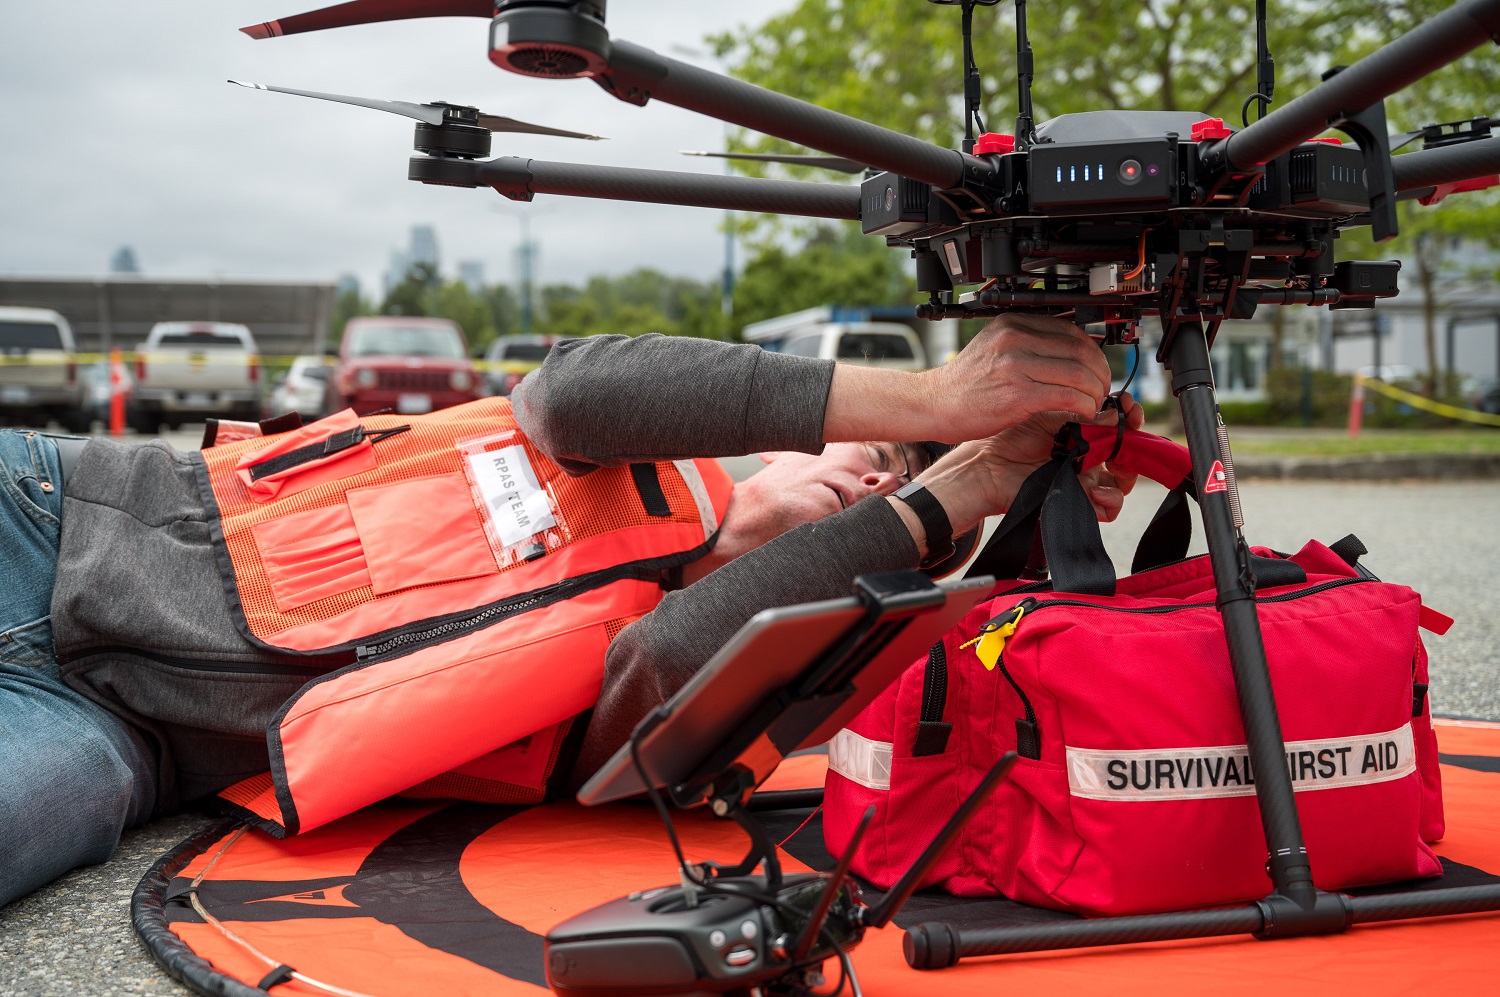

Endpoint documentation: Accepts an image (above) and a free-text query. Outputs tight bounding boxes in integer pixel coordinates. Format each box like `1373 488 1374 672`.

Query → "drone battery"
1027 138 1177 210
1249 143 1368 216
860 172 957 238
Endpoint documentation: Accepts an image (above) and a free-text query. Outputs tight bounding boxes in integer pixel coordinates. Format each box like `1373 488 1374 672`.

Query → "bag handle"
965 424 1306 594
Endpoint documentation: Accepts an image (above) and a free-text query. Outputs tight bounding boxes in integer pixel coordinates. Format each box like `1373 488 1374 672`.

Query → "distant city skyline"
0 2 801 298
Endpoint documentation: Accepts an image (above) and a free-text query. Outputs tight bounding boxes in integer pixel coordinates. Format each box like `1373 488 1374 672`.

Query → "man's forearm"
512 334 835 472
570 496 920 787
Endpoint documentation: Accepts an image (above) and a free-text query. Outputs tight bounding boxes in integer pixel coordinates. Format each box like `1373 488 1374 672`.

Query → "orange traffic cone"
109 347 126 437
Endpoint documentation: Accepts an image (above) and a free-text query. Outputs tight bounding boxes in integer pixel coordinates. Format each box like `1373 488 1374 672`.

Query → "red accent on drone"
1307 137 1344 145
974 132 1016 155
1189 118 1233 142
1203 460 1229 494
241 1 494 40
1419 175 1498 206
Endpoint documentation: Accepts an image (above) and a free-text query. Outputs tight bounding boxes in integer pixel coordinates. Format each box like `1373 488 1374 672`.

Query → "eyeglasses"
860 442 914 484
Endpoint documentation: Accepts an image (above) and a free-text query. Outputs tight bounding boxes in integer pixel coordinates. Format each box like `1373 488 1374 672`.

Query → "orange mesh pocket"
254 503 371 612
347 472 497 596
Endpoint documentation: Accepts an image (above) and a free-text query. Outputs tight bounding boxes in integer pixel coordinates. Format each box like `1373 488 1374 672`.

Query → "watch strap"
893 480 954 568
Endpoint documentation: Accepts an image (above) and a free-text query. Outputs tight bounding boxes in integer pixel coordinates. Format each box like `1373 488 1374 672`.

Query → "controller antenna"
932 1 998 154
1014 0 1038 149
1243 0 1277 125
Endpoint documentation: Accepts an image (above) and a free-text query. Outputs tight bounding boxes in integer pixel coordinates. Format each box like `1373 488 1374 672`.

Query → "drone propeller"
228 81 603 140
240 0 492 39
681 150 869 175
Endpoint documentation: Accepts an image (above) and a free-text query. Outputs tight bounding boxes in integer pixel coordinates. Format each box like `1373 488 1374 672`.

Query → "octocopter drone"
232 1 1500 994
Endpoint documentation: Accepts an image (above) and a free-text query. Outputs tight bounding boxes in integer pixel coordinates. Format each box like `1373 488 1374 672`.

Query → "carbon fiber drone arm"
599 40 984 191
411 156 861 219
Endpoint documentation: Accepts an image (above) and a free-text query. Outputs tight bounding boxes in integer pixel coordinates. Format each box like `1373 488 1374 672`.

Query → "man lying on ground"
0 314 1138 907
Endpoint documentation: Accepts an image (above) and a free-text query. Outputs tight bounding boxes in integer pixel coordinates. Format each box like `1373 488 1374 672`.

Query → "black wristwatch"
892 480 953 568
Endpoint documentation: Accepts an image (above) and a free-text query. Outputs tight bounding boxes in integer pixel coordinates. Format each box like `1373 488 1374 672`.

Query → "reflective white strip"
672 459 719 540
1066 724 1416 802
828 729 893 791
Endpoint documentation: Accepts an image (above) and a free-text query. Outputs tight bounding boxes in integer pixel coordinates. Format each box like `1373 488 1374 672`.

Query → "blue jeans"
0 430 155 908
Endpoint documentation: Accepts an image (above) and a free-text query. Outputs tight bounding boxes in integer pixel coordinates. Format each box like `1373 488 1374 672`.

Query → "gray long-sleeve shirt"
51 334 921 807
510 335 921 784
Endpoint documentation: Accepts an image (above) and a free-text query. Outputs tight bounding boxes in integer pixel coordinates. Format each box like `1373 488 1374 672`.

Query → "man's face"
744 441 926 532
684 441 932 582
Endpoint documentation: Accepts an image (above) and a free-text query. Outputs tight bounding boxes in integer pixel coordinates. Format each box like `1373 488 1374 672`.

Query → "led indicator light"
1098 164 1104 180
1084 164 1090 181
1070 166 1076 181
1147 163 1161 177
1056 166 1062 182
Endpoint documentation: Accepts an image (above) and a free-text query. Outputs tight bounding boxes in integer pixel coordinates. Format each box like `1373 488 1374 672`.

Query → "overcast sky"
0 1 805 297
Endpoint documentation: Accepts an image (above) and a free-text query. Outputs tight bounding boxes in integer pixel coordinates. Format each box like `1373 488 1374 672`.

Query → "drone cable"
1121 228 1150 280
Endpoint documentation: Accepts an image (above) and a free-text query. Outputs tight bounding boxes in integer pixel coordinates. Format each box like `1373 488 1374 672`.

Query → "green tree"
434 279 497 352
530 271 726 340
731 224 915 331
330 286 372 345
381 261 440 317
485 284 523 338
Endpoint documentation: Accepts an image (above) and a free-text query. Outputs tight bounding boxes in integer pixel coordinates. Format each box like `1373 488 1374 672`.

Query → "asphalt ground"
2 427 1498 995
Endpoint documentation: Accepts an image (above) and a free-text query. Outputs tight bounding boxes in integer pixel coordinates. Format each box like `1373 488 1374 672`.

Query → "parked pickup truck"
130 322 261 433
0 306 90 432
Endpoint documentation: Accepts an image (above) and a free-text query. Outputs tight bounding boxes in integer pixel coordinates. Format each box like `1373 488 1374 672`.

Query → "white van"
743 308 927 371
0 306 90 431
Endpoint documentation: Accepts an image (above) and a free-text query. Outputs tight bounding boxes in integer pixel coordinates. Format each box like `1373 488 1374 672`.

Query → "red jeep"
330 316 480 416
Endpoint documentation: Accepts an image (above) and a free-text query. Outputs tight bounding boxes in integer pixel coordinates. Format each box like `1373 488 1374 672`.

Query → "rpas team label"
464 443 558 548
1066 724 1415 802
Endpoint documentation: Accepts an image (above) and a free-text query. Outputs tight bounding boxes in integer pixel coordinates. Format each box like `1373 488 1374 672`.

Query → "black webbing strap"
247 425 410 482
628 462 672 517
256 965 296 990
1039 465 1116 596
962 452 1066 582
1131 477 1196 574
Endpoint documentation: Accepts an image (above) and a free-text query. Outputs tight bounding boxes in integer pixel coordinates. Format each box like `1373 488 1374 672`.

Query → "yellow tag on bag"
960 605 1027 671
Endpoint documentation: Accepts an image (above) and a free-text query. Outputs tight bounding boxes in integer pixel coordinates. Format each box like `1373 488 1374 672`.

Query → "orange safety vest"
194 398 733 837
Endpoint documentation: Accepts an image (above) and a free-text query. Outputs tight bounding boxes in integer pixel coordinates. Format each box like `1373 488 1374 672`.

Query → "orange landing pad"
135 720 1500 996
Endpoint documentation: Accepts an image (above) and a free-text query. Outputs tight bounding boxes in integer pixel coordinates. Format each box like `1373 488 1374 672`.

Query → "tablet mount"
544 571 1016 997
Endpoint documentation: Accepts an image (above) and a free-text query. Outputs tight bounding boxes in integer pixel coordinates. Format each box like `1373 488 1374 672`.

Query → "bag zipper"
62 645 339 676
961 575 1374 759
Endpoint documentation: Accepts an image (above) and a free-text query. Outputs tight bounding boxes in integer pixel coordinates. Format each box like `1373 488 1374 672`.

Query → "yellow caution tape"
0 352 538 373
1354 373 1500 427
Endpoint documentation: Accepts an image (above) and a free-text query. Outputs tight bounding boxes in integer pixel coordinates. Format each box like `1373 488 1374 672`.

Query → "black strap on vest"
256 965 297 990
247 425 410 482
629 462 672 517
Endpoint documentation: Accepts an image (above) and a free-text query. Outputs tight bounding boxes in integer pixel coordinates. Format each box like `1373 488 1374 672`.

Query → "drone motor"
489 0 610 79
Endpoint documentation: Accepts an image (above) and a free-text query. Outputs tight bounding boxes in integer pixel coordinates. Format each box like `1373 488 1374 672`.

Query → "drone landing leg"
904 324 1500 969
1164 325 1344 930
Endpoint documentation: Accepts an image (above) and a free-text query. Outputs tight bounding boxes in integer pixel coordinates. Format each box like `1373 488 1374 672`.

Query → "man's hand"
822 314 1112 446
894 394 1144 557
919 314 1114 442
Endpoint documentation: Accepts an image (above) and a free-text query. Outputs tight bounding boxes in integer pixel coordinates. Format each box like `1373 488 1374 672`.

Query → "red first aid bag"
824 427 1449 916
